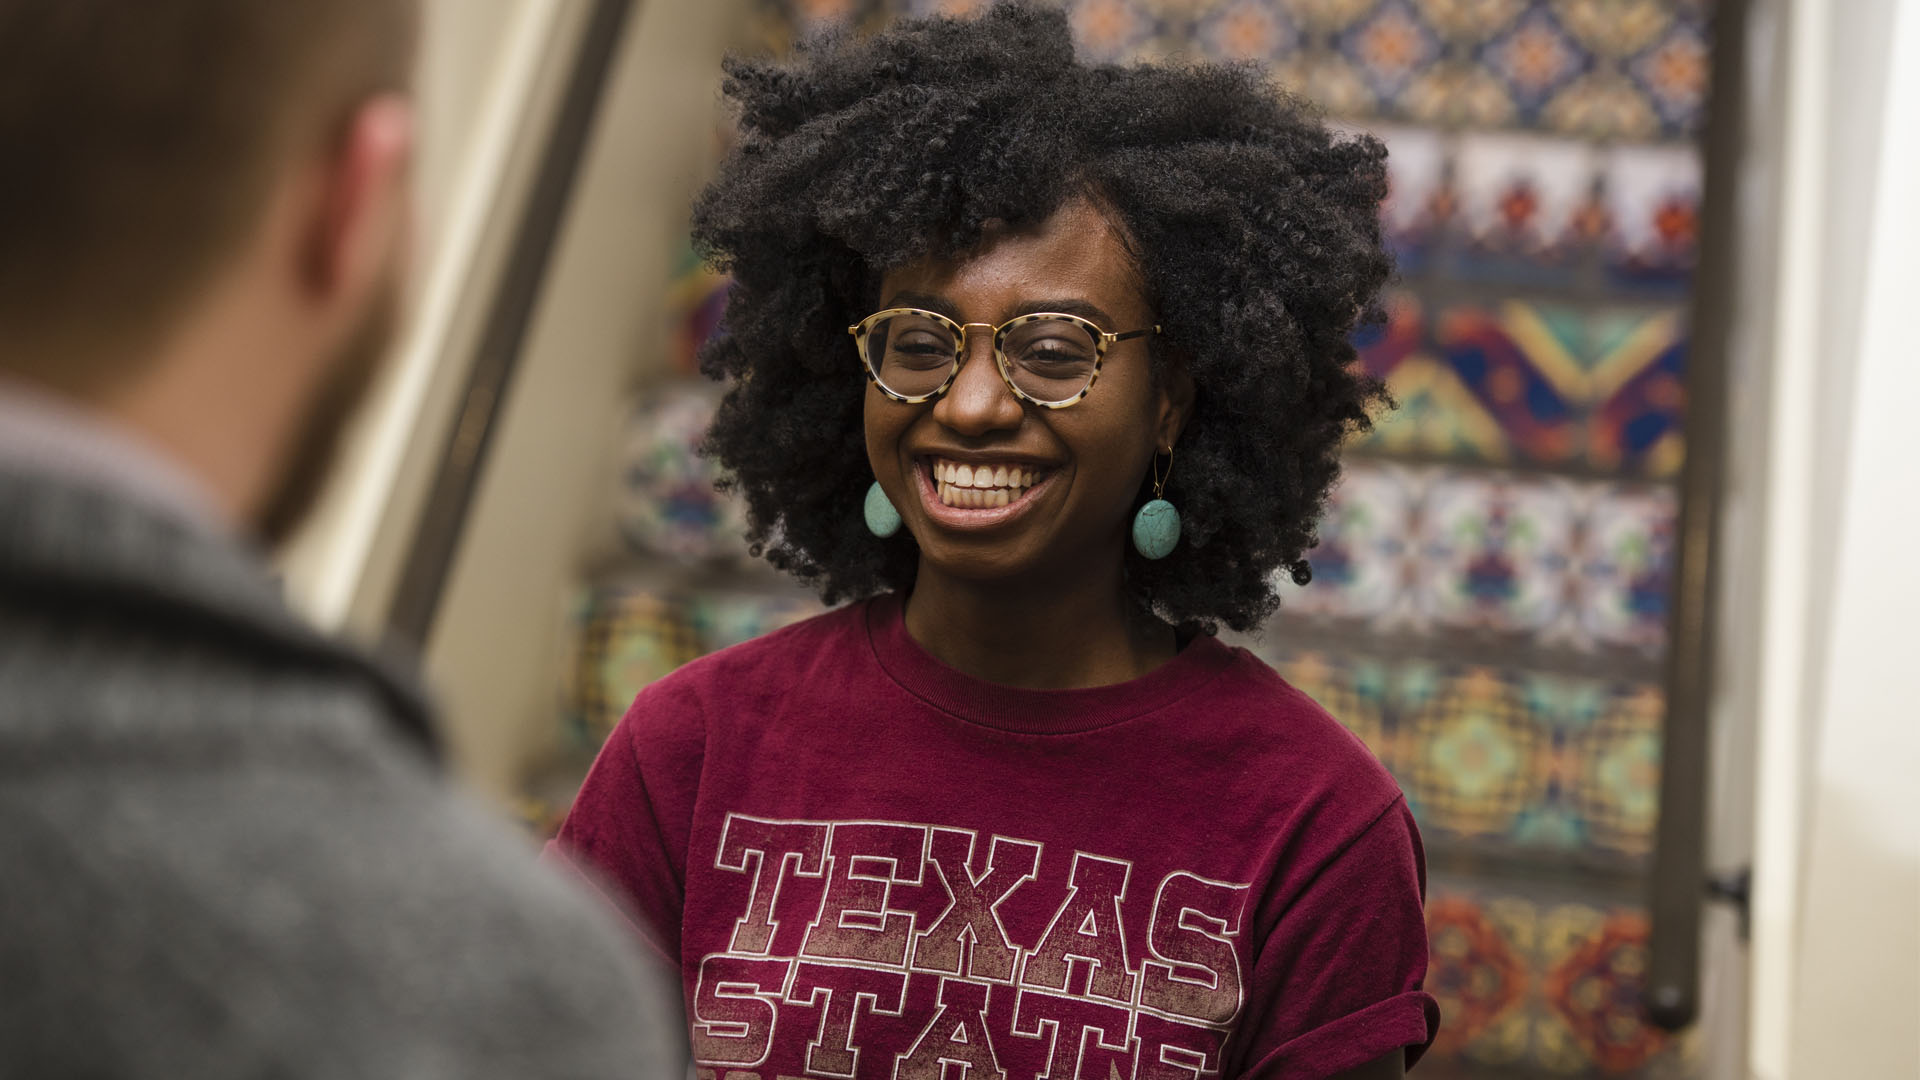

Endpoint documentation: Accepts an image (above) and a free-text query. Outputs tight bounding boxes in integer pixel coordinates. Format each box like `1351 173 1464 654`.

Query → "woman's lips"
914 455 1054 528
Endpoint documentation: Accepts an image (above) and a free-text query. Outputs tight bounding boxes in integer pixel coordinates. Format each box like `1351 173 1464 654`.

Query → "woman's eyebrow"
880 290 956 315
879 291 1120 328
1019 298 1117 328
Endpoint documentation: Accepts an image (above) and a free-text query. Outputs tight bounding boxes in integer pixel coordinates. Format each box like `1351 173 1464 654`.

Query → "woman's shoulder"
630 599 868 711
1192 643 1407 816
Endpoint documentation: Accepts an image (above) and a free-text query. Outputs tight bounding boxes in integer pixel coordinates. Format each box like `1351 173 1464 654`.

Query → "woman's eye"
1019 343 1091 367
888 339 954 369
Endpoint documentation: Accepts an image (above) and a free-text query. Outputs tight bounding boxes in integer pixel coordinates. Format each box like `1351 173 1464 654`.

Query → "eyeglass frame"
847 307 1161 409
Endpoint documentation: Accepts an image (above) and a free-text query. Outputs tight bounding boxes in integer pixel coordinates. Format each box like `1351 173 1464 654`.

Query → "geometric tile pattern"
611 385 754 567
752 0 1714 139
1377 128 1702 293
1356 293 1689 476
668 241 732 379
563 584 700 752
1274 461 1676 654
1250 648 1664 861
1421 880 1696 1077
562 582 825 750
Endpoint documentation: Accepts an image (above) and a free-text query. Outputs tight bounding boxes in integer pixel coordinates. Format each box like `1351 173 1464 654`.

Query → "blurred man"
0 3 679 1076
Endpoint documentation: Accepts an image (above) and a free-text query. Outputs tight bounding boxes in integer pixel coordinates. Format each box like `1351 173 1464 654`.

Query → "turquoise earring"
1131 446 1181 560
864 481 902 538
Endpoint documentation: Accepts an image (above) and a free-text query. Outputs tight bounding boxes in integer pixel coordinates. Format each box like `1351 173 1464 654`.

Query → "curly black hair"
694 1 1391 634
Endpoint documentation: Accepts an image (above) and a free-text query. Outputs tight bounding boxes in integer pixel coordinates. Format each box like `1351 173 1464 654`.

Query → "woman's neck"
902 561 1176 690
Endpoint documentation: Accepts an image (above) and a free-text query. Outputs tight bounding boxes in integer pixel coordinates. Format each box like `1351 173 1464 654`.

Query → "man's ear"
301 95 413 310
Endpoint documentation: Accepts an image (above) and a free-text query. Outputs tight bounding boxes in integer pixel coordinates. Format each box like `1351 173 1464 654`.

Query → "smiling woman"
553 5 1437 1078
695 8 1391 635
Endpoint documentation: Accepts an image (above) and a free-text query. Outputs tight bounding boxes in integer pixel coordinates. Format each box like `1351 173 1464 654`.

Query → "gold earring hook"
1151 445 1174 499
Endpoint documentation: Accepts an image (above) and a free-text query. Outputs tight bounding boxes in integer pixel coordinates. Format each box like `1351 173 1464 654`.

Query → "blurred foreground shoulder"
0 688 684 1080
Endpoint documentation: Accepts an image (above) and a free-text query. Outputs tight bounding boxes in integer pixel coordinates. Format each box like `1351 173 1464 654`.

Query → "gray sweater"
0 466 683 1078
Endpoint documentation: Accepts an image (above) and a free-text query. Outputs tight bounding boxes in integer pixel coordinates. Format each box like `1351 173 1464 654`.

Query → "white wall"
1737 0 1920 1075
1782 0 1920 1071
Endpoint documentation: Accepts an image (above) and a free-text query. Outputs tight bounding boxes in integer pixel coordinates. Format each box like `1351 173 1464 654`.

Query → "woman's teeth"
932 459 1042 509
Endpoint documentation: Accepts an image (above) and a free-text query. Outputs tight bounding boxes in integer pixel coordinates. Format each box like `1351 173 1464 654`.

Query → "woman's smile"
913 454 1059 528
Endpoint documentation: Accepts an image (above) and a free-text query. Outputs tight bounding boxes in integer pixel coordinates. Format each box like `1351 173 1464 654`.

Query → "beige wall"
418 0 752 803
278 0 573 633
279 0 751 800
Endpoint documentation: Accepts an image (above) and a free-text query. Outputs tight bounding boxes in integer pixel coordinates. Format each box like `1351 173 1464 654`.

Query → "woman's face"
864 198 1189 588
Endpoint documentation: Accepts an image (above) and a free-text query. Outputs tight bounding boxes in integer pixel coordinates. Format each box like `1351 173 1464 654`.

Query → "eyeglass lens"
867 313 1100 405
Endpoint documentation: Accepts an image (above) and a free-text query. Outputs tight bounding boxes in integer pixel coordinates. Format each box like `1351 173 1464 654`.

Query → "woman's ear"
1155 360 1196 450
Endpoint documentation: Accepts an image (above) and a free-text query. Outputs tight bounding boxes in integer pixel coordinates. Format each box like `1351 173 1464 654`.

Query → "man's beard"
255 276 399 547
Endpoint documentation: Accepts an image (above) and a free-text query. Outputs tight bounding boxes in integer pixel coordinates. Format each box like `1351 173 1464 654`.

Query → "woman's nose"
931 325 1023 435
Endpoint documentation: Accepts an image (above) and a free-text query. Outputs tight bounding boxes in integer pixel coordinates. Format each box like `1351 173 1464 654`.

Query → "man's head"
0 0 418 542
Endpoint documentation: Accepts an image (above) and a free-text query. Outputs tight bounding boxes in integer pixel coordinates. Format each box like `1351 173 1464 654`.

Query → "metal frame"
1645 0 1749 1032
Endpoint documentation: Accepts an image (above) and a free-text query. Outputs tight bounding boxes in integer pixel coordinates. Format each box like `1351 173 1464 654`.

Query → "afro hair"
694 1 1392 634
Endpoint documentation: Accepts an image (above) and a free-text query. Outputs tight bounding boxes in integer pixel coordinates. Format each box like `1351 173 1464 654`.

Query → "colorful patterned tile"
1276 460 1421 622
683 589 828 653
1430 302 1587 466
565 585 702 750
1397 664 1550 839
1586 305 1688 475
1376 127 1452 269
1416 470 1579 636
1193 0 1303 61
1543 68 1666 140
1356 296 1688 477
1364 355 1517 462
1334 0 1445 100
1602 141 1701 289
1300 49 1385 114
1422 882 1679 1075
1475 2 1594 120
1401 60 1519 128
614 386 753 567
1537 902 1670 1072
1569 683 1664 856
667 245 730 379
901 0 992 15
1425 889 1535 1064
1411 0 1529 44
1277 0 1379 34
1552 0 1675 58
1066 0 1180 60
1450 131 1602 275
754 0 886 35
1280 462 1678 651
1246 635 1664 859
1626 11 1709 132
753 0 1710 137
1576 483 1675 652
564 584 828 751
1355 289 1428 373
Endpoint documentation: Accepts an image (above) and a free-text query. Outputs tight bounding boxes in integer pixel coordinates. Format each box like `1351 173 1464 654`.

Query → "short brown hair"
0 1 417 385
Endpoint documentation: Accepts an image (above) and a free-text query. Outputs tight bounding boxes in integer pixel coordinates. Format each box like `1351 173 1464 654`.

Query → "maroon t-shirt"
556 596 1437 1079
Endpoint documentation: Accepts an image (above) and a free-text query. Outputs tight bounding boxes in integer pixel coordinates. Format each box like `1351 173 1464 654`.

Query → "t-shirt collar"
862 593 1236 735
